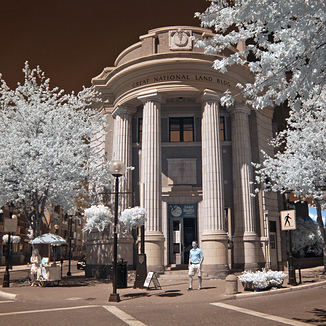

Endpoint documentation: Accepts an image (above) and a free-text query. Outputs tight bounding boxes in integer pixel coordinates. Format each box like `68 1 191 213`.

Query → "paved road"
0 268 326 326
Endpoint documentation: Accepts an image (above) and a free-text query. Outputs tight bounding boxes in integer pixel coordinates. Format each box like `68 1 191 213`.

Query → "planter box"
11 253 25 265
242 282 255 291
242 280 284 291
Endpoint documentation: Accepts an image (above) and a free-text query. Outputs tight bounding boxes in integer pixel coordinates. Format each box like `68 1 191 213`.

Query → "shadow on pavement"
122 292 151 300
157 291 183 297
14 275 111 288
122 289 183 300
294 308 326 325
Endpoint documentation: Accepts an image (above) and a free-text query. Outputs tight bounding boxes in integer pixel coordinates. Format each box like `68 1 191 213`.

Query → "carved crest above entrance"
169 29 192 50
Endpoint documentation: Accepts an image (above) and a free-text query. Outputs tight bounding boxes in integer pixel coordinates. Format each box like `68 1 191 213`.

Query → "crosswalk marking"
0 305 99 316
211 302 309 326
103 306 147 326
0 304 146 326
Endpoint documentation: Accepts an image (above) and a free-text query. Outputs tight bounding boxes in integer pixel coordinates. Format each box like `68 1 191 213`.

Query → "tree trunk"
315 200 326 273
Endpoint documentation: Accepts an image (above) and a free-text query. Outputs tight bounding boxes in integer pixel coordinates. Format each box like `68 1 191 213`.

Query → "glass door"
183 218 196 263
170 218 184 264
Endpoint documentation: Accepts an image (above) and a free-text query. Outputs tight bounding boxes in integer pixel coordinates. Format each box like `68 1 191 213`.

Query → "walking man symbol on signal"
284 213 291 226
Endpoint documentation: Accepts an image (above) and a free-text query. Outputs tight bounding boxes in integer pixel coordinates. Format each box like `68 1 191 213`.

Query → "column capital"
112 105 137 118
137 91 165 104
198 89 221 103
226 103 251 116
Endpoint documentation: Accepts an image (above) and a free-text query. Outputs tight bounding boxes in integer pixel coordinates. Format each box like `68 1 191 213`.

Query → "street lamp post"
3 204 15 287
109 161 126 302
109 160 126 303
284 191 296 286
67 217 72 276
54 224 63 277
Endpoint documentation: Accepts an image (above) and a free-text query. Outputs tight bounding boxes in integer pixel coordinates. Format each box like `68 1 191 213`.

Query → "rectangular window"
169 117 194 142
270 234 276 249
138 118 142 143
220 117 226 141
269 221 277 233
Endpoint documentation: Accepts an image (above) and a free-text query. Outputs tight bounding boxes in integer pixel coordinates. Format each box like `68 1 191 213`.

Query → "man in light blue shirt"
188 241 204 290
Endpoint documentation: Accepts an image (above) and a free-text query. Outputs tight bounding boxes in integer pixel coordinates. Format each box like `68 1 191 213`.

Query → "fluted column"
138 92 165 273
111 106 136 265
112 106 136 210
201 90 228 278
227 104 258 270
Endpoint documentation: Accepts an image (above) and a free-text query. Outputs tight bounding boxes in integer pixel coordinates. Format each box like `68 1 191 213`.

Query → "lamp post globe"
284 190 291 203
109 160 126 177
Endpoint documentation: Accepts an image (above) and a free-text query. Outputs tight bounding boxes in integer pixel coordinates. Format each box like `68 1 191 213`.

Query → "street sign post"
280 209 297 285
280 210 296 230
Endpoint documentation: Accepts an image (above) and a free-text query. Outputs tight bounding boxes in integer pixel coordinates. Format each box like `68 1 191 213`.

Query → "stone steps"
158 269 189 280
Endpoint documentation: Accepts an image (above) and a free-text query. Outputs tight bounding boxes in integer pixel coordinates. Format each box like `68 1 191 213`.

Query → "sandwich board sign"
143 271 161 289
280 210 296 231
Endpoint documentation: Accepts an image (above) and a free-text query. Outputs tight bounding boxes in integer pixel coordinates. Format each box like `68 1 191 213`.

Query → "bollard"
225 274 238 295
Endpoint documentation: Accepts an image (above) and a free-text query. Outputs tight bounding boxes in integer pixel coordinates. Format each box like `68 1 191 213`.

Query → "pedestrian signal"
280 210 296 230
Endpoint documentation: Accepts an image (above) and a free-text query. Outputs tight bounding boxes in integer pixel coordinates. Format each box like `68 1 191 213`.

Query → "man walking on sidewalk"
187 241 204 290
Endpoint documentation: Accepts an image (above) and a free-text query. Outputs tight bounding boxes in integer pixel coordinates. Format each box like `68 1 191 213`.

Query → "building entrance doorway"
269 221 279 270
168 204 197 265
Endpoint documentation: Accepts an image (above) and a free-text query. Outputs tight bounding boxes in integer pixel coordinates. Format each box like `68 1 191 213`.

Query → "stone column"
111 106 136 265
227 104 258 270
112 106 136 209
201 90 228 278
138 92 165 273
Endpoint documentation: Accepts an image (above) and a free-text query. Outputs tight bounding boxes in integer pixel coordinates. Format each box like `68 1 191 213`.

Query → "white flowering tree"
197 0 326 269
0 62 112 238
254 90 326 270
196 0 326 109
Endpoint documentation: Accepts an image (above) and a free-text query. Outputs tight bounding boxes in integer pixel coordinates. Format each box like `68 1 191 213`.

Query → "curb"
222 279 326 301
0 290 17 300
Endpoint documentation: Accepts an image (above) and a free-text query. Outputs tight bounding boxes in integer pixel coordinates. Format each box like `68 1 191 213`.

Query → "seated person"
30 249 41 286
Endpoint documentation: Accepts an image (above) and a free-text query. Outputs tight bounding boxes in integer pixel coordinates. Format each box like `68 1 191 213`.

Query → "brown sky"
0 0 209 92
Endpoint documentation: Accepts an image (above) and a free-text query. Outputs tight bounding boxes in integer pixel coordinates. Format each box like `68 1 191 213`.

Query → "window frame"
169 117 194 142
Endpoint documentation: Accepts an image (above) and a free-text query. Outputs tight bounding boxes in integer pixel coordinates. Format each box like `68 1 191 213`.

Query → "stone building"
88 26 287 278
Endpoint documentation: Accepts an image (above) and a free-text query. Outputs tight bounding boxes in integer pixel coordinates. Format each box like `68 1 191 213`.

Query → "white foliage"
254 85 326 206
2 234 21 244
239 269 287 290
120 206 147 230
27 226 33 239
83 205 113 233
0 62 112 236
196 0 326 109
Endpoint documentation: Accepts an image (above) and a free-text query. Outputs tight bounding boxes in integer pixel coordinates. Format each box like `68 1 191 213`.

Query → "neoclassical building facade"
89 26 286 278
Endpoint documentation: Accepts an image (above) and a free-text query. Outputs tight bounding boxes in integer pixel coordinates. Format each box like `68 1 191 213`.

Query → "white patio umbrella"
29 233 67 246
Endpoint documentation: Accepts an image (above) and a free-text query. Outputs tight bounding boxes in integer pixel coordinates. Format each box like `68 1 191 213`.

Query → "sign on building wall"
173 230 181 243
4 218 18 233
280 210 296 230
168 204 197 218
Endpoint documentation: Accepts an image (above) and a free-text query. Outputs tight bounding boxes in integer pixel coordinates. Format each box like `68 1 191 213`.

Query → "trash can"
117 259 128 288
